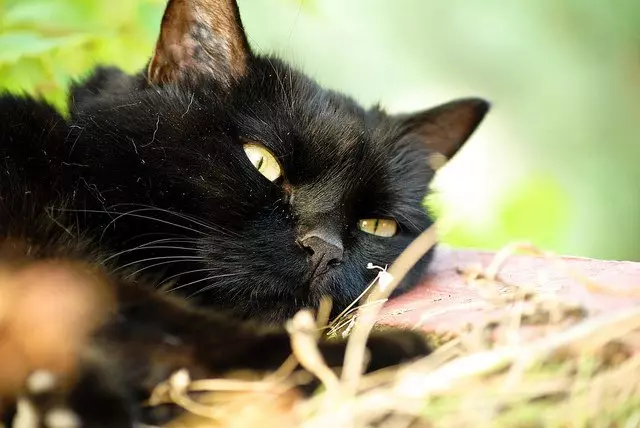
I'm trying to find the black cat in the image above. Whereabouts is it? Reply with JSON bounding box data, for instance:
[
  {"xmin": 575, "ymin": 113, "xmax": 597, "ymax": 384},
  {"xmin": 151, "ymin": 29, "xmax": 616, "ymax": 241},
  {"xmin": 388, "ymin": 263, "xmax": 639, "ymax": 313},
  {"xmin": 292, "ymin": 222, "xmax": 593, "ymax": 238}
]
[
  {"xmin": 59, "ymin": 1, "xmax": 488, "ymax": 321},
  {"xmin": 0, "ymin": 0, "xmax": 488, "ymax": 425}
]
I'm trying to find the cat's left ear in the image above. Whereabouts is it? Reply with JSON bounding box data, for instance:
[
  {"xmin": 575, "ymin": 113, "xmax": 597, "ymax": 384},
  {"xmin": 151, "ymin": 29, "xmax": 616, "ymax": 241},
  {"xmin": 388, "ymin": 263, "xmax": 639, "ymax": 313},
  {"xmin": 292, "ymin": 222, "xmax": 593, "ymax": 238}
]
[
  {"xmin": 148, "ymin": 0, "xmax": 251, "ymax": 87},
  {"xmin": 395, "ymin": 98, "xmax": 490, "ymax": 162}
]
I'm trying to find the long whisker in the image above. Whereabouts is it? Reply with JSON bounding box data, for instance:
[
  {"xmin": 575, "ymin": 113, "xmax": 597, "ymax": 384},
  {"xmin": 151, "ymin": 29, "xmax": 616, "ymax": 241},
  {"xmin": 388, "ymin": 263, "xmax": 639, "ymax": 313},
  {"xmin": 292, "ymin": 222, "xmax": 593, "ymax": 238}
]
[
  {"xmin": 107, "ymin": 204, "xmax": 241, "ymax": 238},
  {"xmin": 103, "ymin": 245, "xmax": 198, "ymax": 263},
  {"xmin": 124, "ymin": 258, "xmax": 206, "ymax": 279},
  {"xmin": 115, "ymin": 255, "xmax": 203, "ymax": 273},
  {"xmin": 165, "ymin": 273, "xmax": 241, "ymax": 294},
  {"xmin": 50, "ymin": 207, "xmax": 209, "ymax": 238},
  {"xmin": 120, "ymin": 232, "xmax": 188, "ymax": 246},
  {"xmin": 188, "ymin": 276, "xmax": 246, "ymax": 298},
  {"xmin": 137, "ymin": 237, "xmax": 200, "ymax": 247},
  {"xmin": 98, "ymin": 208, "xmax": 209, "ymax": 240},
  {"xmin": 124, "ymin": 259, "xmax": 206, "ymax": 279},
  {"xmin": 123, "ymin": 233, "xmax": 198, "ymax": 242},
  {"xmin": 161, "ymin": 267, "xmax": 220, "ymax": 283}
]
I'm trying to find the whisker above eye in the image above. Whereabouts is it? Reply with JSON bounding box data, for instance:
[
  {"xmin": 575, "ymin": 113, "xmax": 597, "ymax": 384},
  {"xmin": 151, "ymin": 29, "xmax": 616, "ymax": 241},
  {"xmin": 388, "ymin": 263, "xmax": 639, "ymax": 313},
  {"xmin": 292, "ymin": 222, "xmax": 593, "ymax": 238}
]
[{"xmin": 395, "ymin": 212, "xmax": 421, "ymax": 233}]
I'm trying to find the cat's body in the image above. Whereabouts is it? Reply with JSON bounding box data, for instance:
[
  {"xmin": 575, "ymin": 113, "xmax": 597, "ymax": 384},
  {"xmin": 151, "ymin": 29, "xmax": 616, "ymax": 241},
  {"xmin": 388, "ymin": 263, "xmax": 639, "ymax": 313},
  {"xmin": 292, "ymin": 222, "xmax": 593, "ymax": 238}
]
[{"xmin": 0, "ymin": 0, "xmax": 488, "ymax": 425}]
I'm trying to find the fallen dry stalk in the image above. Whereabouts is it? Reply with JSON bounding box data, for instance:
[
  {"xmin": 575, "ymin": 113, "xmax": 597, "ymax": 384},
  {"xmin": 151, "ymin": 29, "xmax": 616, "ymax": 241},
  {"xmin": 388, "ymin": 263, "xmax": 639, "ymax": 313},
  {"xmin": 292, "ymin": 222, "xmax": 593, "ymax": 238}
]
[
  {"xmin": 392, "ymin": 305, "xmax": 640, "ymax": 399},
  {"xmin": 341, "ymin": 223, "xmax": 439, "ymax": 394},
  {"xmin": 145, "ymin": 236, "xmax": 640, "ymax": 428},
  {"xmin": 286, "ymin": 310, "xmax": 340, "ymax": 393}
]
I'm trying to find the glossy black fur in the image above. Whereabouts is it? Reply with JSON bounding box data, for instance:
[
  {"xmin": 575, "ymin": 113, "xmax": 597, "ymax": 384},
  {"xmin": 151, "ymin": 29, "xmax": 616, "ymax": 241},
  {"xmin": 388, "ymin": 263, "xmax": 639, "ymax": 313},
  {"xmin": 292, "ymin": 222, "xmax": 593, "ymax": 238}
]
[
  {"xmin": 0, "ymin": 96, "xmax": 431, "ymax": 428},
  {"xmin": 0, "ymin": 0, "xmax": 488, "ymax": 424},
  {"xmin": 32, "ymin": 56, "xmax": 435, "ymax": 322}
]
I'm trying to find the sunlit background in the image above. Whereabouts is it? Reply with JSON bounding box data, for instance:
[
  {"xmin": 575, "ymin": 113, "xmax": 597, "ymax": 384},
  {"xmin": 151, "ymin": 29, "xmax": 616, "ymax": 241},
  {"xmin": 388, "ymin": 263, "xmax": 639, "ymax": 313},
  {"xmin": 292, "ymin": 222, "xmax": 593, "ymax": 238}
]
[{"xmin": 1, "ymin": 0, "xmax": 639, "ymax": 261}]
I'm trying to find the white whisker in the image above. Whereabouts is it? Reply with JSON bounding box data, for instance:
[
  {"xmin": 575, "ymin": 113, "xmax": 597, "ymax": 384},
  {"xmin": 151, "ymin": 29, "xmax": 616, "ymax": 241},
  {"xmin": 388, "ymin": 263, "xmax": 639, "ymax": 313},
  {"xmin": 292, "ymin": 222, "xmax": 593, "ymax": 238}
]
[
  {"xmin": 115, "ymin": 255, "xmax": 203, "ymax": 273},
  {"xmin": 108, "ymin": 204, "xmax": 241, "ymax": 238},
  {"xmin": 165, "ymin": 273, "xmax": 241, "ymax": 294},
  {"xmin": 124, "ymin": 259, "xmax": 205, "ymax": 278},
  {"xmin": 161, "ymin": 267, "xmax": 221, "ymax": 283},
  {"xmin": 98, "ymin": 208, "xmax": 208, "ymax": 240},
  {"xmin": 189, "ymin": 276, "xmax": 246, "ymax": 298},
  {"xmin": 103, "ymin": 245, "xmax": 197, "ymax": 263}
]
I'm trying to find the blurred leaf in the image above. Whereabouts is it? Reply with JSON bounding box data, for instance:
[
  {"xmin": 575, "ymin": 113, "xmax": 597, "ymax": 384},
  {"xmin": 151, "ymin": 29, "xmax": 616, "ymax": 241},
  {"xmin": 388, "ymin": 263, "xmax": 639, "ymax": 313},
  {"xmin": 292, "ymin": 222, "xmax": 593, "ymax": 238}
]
[
  {"xmin": 3, "ymin": 1, "xmax": 94, "ymax": 30},
  {"xmin": 0, "ymin": 57, "xmax": 48, "ymax": 91},
  {"xmin": 0, "ymin": 32, "xmax": 89, "ymax": 64},
  {"xmin": 499, "ymin": 176, "xmax": 571, "ymax": 247},
  {"xmin": 1, "ymin": 0, "xmax": 639, "ymax": 260},
  {"xmin": 0, "ymin": 0, "xmax": 163, "ymax": 108},
  {"xmin": 440, "ymin": 176, "xmax": 571, "ymax": 252}
]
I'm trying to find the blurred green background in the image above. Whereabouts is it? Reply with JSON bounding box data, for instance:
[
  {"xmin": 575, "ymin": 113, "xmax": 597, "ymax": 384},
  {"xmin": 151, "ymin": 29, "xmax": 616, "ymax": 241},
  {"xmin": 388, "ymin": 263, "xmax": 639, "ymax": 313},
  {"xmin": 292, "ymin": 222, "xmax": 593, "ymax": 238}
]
[{"xmin": 1, "ymin": 0, "xmax": 639, "ymax": 261}]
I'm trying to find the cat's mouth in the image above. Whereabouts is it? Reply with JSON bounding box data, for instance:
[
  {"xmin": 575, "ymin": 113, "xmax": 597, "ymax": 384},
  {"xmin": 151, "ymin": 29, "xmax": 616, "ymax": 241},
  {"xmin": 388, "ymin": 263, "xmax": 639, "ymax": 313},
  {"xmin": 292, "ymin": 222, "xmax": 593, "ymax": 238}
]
[
  {"xmin": 309, "ymin": 262, "xmax": 332, "ymax": 279},
  {"xmin": 305, "ymin": 269, "xmax": 329, "ymax": 290}
]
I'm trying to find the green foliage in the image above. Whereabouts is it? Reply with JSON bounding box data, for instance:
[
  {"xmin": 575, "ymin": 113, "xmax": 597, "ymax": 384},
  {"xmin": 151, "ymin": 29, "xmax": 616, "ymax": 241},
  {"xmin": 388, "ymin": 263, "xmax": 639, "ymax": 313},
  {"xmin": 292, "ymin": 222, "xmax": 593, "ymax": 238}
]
[
  {"xmin": 2, "ymin": 0, "xmax": 639, "ymax": 260},
  {"xmin": 0, "ymin": 0, "xmax": 163, "ymax": 110},
  {"xmin": 440, "ymin": 176, "xmax": 571, "ymax": 251}
]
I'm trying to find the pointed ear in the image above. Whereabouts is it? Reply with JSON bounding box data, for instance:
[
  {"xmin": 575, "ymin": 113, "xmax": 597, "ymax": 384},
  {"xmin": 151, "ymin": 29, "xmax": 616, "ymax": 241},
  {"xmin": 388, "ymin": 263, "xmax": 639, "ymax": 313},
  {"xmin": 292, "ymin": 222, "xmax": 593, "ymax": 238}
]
[
  {"xmin": 396, "ymin": 98, "xmax": 490, "ymax": 160},
  {"xmin": 148, "ymin": 0, "xmax": 251, "ymax": 87}
]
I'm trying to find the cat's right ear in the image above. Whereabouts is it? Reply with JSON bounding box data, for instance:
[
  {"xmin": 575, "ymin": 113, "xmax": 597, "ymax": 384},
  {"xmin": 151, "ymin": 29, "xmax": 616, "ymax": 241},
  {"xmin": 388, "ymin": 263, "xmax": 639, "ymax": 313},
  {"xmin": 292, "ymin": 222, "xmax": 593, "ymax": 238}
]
[
  {"xmin": 147, "ymin": 0, "xmax": 251, "ymax": 87},
  {"xmin": 395, "ymin": 98, "xmax": 490, "ymax": 166}
]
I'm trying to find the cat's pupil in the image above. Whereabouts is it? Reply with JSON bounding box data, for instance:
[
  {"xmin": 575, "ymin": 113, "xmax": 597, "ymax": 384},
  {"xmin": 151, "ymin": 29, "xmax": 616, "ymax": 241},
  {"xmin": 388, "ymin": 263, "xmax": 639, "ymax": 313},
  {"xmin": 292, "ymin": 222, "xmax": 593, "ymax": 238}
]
[
  {"xmin": 358, "ymin": 219, "xmax": 398, "ymax": 237},
  {"xmin": 243, "ymin": 143, "xmax": 283, "ymax": 181},
  {"xmin": 256, "ymin": 156, "xmax": 264, "ymax": 170}
]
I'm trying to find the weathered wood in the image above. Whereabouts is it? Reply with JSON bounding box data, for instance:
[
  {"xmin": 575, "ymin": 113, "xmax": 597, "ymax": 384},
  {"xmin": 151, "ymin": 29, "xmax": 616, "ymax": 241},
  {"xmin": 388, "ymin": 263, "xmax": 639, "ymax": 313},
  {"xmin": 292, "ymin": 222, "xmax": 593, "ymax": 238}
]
[{"xmin": 380, "ymin": 246, "xmax": 640, "ymax": 332}]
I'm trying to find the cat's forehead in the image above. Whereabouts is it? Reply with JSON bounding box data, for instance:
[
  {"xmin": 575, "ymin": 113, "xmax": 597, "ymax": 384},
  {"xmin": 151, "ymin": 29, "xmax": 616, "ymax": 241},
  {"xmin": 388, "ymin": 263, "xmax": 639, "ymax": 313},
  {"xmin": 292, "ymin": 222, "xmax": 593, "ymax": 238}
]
[
  {"xmin": 233, "ymin": 59, "xmax": 399, "ymax": 165},
  {"xmin": 225, "ymin": 60, "xmax": 431, "ymax": 214}
]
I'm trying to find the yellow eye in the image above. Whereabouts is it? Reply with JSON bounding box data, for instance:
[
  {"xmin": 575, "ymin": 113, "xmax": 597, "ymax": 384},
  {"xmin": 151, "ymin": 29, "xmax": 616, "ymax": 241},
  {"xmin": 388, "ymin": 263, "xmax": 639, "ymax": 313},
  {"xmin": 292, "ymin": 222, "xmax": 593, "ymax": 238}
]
[
  {"xmin": 243, "ymin": 143, "xmax": 283, "ymax": 182},
  {"xmin": 358, "ymin": 218, "xmax": 398, "ymax": 237}
]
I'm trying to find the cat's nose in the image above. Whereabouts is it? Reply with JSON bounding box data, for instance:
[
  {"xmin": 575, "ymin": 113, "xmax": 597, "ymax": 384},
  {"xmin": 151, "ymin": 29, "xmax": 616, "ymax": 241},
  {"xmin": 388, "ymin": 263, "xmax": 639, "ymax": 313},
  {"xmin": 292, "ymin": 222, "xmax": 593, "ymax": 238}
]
[{"xmin": 298, "ymin": 232, "xmax": 343, "ymax": 274}]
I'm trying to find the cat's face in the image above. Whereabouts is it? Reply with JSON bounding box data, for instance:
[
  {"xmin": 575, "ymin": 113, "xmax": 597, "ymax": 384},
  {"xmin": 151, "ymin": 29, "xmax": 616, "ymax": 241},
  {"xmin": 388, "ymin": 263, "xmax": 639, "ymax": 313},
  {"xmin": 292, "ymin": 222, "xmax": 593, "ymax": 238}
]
[{"xmin": 67, "ymin": 0, "xmax": 488, "ymax": 321}]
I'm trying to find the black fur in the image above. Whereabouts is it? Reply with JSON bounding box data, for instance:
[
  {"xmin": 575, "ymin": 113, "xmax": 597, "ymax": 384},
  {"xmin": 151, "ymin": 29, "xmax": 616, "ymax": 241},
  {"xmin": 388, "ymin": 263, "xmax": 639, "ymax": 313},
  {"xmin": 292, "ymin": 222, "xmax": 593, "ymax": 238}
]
[
  {"xmin": 61, "ymin": 57, "xmax": 437, "ymax": 321},
  {"xmin": 1, "ymin": 62, "xmax": 435, "ymax": 321},
  {"xmin": 0, "ymin": 0, "xmax": 488, "ymax": 425}
]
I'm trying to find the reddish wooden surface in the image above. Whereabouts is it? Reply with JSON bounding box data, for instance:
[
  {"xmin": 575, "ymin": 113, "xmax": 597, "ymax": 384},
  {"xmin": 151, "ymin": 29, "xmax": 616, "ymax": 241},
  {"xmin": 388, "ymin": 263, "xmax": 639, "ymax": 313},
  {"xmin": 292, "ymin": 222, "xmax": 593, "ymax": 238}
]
[{"xmin": 379, "ymin": 246, "xmax": 640, "ymax": 332}]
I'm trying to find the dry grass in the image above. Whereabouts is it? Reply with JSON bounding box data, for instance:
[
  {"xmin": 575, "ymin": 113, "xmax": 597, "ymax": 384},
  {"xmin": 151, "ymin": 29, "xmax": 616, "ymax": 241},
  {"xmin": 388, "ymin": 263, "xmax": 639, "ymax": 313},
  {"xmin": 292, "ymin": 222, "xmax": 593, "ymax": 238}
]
[
  {"xmin": 147, "ymin": 231, "xmax": 640, "ymax": 427},
  {"xmin": 4, "ymin": 228, "xmax": 637, "ymax": 427}
]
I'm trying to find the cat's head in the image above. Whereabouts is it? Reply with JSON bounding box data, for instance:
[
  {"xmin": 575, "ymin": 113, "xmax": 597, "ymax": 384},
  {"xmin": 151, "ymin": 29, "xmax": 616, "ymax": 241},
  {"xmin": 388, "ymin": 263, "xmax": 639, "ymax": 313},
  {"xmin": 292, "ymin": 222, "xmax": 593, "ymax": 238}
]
[{"xmin": 67, "ymin": 0, "xmax": 488, "ymax": 321}]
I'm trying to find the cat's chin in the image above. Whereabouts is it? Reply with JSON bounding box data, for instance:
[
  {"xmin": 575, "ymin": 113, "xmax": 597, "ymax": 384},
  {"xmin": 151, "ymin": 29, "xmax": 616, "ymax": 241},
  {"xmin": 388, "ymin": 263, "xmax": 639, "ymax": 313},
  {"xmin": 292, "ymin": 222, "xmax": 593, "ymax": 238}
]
[{"xmin": 236, "ymin": 289, "xmax": 329, "ymax": 324}]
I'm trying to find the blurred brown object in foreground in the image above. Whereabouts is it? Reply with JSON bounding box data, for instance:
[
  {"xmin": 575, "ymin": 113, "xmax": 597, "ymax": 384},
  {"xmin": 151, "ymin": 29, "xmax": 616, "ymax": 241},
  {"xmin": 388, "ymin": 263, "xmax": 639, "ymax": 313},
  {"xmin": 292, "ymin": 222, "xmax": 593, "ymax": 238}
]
[
  {"xmin": 164, "ymin": 389, "xmax": 302, "ymax": 428},
  {"xmin": 0, "ymin": 251, "xmax": 114, "ymax": 397}
]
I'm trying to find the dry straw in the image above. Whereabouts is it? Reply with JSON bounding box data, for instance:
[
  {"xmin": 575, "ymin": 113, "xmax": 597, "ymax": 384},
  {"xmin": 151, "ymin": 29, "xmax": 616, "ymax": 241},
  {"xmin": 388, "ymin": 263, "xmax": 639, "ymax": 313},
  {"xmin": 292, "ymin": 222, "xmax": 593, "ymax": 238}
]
[{"xmin": 148, "ymin": 230, "xmax": 640, "ymax": 427}]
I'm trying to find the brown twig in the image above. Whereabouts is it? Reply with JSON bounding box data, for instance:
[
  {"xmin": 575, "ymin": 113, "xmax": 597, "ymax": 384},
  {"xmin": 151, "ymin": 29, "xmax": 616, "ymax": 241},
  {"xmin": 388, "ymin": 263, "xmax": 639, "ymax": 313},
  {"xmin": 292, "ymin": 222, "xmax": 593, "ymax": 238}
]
[{"xmin": 341, "ymin": 223, "xmax": 439, "ymax": 394}]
